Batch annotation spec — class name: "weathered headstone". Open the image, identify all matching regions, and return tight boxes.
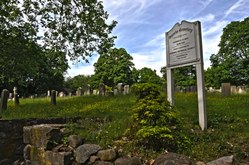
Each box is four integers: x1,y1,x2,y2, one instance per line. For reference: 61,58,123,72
221,83,231,96
0,89,9,110
9,93,13,100
93,90,97,95
51,90,56,105
13,86,19,105
47,90,50,97
117,83,123,95
77,87,83,96
99,83,105,96
114,89,118,95
230,86,237,94
84,84,91,96
59,92,65,97
123,85,130,95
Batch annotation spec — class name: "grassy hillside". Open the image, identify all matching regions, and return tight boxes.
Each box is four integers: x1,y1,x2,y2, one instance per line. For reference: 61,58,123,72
0,93,248,163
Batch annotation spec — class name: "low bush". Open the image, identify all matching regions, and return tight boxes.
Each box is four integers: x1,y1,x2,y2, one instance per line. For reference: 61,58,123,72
129,83,189,151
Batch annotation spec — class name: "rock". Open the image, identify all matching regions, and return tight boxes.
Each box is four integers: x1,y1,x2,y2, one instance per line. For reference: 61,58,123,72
114,156,142,165
68,135,83,148
75,144,102,164
97,149,117,161
206,155,234,165
196,161,206,165
89,155,100,164
153,152,191,165
45,151,73,165
23,124,63,150
23,144,32,160
52,144,73,153
94,161,113,165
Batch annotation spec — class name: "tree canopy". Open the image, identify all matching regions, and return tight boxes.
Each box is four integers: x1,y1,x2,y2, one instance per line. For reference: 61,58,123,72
136,67,162,85
1,0,117,61
207,17,249,87
92,48,135,88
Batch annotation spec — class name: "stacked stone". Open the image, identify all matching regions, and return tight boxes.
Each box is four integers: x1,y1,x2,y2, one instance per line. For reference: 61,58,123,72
23,124,142,165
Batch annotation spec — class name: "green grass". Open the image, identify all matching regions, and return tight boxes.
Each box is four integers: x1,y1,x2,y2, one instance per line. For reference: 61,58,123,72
175,92,249,164
1,93,249,163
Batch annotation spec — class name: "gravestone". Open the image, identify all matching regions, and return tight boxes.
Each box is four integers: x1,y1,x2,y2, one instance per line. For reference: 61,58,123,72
77,87,83,96
124,85,130,95
59,92,65,97
9,93,13,100
117,83,123,95
0,89,9,111
13,87,19,105
99,83,105,96
51,90,56,105
114,89,118,95
93,90,97,95
84,84,91,96
231,86,237,94
221,83,231,96
47,90,50,97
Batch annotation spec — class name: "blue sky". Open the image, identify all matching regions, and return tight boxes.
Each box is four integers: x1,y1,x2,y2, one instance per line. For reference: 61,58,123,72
67,0,249,77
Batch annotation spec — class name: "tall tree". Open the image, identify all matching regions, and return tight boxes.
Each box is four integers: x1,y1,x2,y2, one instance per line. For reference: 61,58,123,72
92,48,135,88
208,17,249,86
1,0,117,61
136,67,162,85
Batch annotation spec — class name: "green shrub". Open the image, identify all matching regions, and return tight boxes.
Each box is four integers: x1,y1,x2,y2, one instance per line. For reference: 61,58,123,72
129,83,189,151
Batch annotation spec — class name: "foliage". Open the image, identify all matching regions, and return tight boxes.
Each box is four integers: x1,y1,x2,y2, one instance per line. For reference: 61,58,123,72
64,75,92,92
160,66,196,87
130,83,189,151
0,0,117,61
0,27,68,95
207,17,249,86
92,48,135,88
136,67,163,85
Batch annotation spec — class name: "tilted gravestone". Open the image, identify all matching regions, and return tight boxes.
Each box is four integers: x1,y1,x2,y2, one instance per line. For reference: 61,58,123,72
0,89,9,110
51,90,56,105
99,83,105,96
221,83,231,96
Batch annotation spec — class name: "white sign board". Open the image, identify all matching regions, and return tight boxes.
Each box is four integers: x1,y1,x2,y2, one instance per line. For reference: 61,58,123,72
166,21,199,67
165,20,207,130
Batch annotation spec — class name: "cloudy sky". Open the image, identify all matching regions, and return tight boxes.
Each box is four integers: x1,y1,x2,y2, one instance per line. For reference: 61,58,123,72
67,0,249,77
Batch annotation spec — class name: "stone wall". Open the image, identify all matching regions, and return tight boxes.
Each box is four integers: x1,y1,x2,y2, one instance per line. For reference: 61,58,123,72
0,118,69,164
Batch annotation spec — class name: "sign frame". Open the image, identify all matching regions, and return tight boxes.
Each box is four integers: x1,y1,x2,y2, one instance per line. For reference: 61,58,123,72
165,20,207,130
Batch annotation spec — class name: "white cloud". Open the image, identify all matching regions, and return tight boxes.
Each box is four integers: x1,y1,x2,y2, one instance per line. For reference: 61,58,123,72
132,49,166,76
224,0,244,18
202,20,228,36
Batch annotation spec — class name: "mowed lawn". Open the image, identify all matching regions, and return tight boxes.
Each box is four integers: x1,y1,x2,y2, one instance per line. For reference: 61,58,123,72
1,93,249,163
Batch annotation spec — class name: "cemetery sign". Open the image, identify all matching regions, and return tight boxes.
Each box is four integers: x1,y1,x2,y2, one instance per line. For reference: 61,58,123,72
166,20,200,67
165,20,207,130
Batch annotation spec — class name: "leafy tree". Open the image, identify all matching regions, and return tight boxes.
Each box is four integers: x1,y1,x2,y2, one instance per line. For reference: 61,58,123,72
208,17,249,86
1,0,117,61
0,27,68,95
92,48,135,88
64,75,92,92
136,67,163,85
160,66,196,87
